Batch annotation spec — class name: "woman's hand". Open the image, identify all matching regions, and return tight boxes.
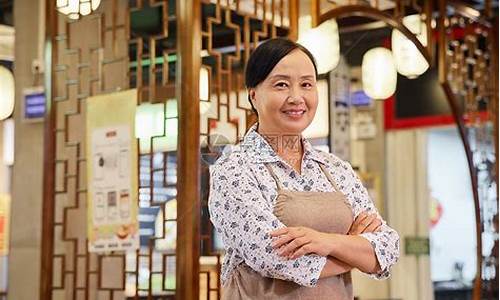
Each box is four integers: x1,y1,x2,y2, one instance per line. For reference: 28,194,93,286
269,227,334,259
348,212,382,235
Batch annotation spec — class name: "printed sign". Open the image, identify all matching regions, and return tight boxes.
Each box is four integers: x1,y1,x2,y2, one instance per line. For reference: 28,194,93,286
86,89,139,253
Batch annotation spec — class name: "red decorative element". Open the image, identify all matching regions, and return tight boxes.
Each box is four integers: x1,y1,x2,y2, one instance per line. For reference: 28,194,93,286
384,95,489,130
430,196,444,228
384,95,456,130
209,119,217,129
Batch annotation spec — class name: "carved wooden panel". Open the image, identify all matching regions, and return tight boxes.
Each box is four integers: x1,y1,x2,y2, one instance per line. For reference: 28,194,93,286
47,0,297,299
50,0,130,299
128,1,177,298
198,1,296,298
443,13,498,298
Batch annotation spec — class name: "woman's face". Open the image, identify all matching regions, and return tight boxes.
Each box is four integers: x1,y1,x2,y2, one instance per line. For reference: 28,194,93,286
249,49,318,135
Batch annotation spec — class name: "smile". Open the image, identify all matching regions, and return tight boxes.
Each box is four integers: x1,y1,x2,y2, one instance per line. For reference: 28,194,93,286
281,110,306,118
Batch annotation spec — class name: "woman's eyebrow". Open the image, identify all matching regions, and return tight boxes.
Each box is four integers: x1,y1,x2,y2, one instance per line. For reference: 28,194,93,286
269,74,315,80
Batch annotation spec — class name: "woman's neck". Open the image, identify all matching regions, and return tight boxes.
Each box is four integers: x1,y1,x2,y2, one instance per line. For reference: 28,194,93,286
256,123,304,173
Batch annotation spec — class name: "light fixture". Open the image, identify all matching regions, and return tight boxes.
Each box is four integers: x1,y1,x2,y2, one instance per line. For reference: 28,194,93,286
392,14,429,78
0,66,14,121
303,79,329,139
56,0,102,20
298,17,340,75
362,47,397,99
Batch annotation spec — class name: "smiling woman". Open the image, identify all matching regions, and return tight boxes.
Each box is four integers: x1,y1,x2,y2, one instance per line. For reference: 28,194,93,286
208,38,400,300
245,38,318,134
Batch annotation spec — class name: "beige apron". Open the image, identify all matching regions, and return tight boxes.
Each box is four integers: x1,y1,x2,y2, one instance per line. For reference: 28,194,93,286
222,163,355,300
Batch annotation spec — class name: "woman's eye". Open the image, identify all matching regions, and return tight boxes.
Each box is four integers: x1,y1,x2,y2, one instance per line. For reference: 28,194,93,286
275,82,288,88
302,82,313,88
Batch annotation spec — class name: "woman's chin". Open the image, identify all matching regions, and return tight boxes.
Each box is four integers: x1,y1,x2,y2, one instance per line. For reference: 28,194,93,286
278,117,310,134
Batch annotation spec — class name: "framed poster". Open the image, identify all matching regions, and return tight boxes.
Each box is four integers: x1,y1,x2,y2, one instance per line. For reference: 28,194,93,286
86,89,139,253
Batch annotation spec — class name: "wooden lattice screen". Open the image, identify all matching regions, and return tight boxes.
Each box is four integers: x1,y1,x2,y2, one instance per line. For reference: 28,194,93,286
41,0,297,299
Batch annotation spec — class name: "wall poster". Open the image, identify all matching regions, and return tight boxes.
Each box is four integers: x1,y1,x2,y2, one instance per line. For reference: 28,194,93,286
86,89,139,253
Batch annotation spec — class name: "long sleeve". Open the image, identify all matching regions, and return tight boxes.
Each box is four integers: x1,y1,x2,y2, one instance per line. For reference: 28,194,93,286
208,159,327,287
340,160,400,280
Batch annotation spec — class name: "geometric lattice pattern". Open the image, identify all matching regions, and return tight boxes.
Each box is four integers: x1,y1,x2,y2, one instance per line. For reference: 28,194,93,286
46,0,498,299
47,0,295,299
50,0,129,299
128,1,177,298
199,1,294,298
444,13,498,299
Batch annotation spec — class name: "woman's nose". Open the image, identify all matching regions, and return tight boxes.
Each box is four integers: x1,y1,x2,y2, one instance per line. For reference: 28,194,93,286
287,86,304,103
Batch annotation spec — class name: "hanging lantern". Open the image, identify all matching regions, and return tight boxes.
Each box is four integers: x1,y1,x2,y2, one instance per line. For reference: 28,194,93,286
56,0,102,20
392,14,429,79
362,47,397,99
298,18,340,75
0,66,14,121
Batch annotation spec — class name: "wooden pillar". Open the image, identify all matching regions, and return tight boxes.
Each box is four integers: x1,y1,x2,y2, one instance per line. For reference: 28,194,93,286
311,0,320,27
176,0,201,299
40,0,57,298
288,0,299,41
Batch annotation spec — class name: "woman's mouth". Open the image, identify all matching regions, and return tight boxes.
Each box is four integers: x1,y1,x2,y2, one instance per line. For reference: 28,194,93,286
281,109,306,119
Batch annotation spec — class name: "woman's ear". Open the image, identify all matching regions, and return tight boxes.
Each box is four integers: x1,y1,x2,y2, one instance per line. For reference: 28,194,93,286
248,88,257,105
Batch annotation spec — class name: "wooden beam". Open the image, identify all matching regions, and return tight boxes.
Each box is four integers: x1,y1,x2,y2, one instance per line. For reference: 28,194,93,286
176,0,201,299
288,0,299,41
424,0,434,67
311,0,320,27
438,1,483,299
319,5,432,64
40,0,57,298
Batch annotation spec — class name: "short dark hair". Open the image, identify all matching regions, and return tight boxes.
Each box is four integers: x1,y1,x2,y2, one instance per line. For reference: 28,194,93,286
244,38,318,116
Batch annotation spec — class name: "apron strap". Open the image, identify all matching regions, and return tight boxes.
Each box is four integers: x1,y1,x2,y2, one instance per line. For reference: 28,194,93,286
264,163,284,191
318,163,341,192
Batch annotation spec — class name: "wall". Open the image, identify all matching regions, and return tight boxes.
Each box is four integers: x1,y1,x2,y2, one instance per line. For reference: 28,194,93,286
8,0,45,299
386,129,433,300
427,126,476,282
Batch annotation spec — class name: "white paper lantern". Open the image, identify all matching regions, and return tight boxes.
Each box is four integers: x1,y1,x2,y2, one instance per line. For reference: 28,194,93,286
303,79,329,139
56,0,101,20
392,14,429,78
298,18,340,75
0,66,14,121
362,47,397,99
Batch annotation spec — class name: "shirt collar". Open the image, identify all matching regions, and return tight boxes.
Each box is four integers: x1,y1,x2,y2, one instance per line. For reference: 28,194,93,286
240,123,330,165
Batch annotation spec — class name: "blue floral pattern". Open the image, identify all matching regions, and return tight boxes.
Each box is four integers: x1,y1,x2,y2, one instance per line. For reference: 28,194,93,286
208,123,400,287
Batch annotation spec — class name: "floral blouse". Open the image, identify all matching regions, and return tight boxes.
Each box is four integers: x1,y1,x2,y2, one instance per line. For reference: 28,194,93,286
208,123,400,287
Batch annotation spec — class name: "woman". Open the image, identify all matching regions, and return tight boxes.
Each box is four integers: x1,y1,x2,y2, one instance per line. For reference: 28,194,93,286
208,38,400,299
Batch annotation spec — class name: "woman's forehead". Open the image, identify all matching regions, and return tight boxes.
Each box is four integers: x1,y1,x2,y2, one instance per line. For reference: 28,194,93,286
267,50,316,78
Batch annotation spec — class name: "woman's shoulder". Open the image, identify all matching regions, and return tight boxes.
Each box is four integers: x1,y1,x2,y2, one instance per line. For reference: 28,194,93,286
314,148,352,171
209,144,252,174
